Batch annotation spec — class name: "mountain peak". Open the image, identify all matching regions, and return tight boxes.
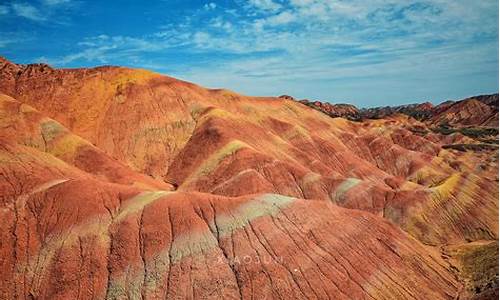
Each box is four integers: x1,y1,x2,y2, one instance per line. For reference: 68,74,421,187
0,56,16,67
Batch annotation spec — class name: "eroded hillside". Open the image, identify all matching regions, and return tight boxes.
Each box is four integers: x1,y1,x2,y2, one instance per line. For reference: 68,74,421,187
0,57,497,299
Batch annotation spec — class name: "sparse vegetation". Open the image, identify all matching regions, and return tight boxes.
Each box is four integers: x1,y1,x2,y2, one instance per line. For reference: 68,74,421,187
408,126,429,136
442,143,498,152
479,138,499,144
432,124,498,139
444,241,499,299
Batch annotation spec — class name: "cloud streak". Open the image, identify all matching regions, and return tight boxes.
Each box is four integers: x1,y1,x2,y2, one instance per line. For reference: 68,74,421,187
2,0,77,22
11,3,46,21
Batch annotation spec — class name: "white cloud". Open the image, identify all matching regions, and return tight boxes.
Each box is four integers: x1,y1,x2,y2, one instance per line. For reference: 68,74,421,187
210,17,233,31
266,11,295,25
46,34,175,65
50,0,498,61
42,0,72,6
4,0,78,23
0,5,9,15
248,0,282,11
64,0,497,59
193,32,211,46
11,3,46,21
0,38,17,48
289,0,315,7
35,56,50,63
204,2,217,10
58,46,117,64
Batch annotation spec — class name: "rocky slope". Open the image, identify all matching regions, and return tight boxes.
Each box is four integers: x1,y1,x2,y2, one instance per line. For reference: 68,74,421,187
430,98,498,127
0,57,498,299
297,94,499,127
297,99,361,121
361,102,435,121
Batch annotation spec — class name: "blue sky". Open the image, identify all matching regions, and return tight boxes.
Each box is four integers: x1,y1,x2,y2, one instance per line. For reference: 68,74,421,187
0,0,498,107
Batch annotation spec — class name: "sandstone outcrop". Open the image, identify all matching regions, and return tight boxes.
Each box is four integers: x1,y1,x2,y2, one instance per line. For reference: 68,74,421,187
0,58,497,299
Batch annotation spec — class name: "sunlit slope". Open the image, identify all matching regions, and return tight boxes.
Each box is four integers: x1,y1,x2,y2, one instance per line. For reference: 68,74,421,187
0,139,461,299
1,58,497,246
0,93,170,190
0,57,498,299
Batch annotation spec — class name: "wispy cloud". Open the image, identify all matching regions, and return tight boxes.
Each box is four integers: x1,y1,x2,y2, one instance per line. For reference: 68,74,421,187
3,0,77,22
0,5,9,15
11,3,46,21
204,2,217,10
248,0,282,12
0,37,21,48
42,35,168,65
42,0,72,6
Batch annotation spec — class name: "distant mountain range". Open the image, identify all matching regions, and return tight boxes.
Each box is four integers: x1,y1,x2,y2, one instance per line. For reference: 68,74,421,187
294,94,499,127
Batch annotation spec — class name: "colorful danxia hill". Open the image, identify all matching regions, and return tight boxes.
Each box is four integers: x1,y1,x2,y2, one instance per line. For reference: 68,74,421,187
0,57,498,299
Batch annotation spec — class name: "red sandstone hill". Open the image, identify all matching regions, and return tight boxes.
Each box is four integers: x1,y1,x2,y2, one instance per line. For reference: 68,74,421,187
360,102,435,121
296,98,361,121
300,94,499,128
0,57,498,299
430,98,498,127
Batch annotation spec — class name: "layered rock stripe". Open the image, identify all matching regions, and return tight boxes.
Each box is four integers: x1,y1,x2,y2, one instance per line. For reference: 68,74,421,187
0,57,497,299
1,169,460,299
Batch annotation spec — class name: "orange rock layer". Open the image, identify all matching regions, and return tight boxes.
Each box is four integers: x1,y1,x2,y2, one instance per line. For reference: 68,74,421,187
0,58,497,299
